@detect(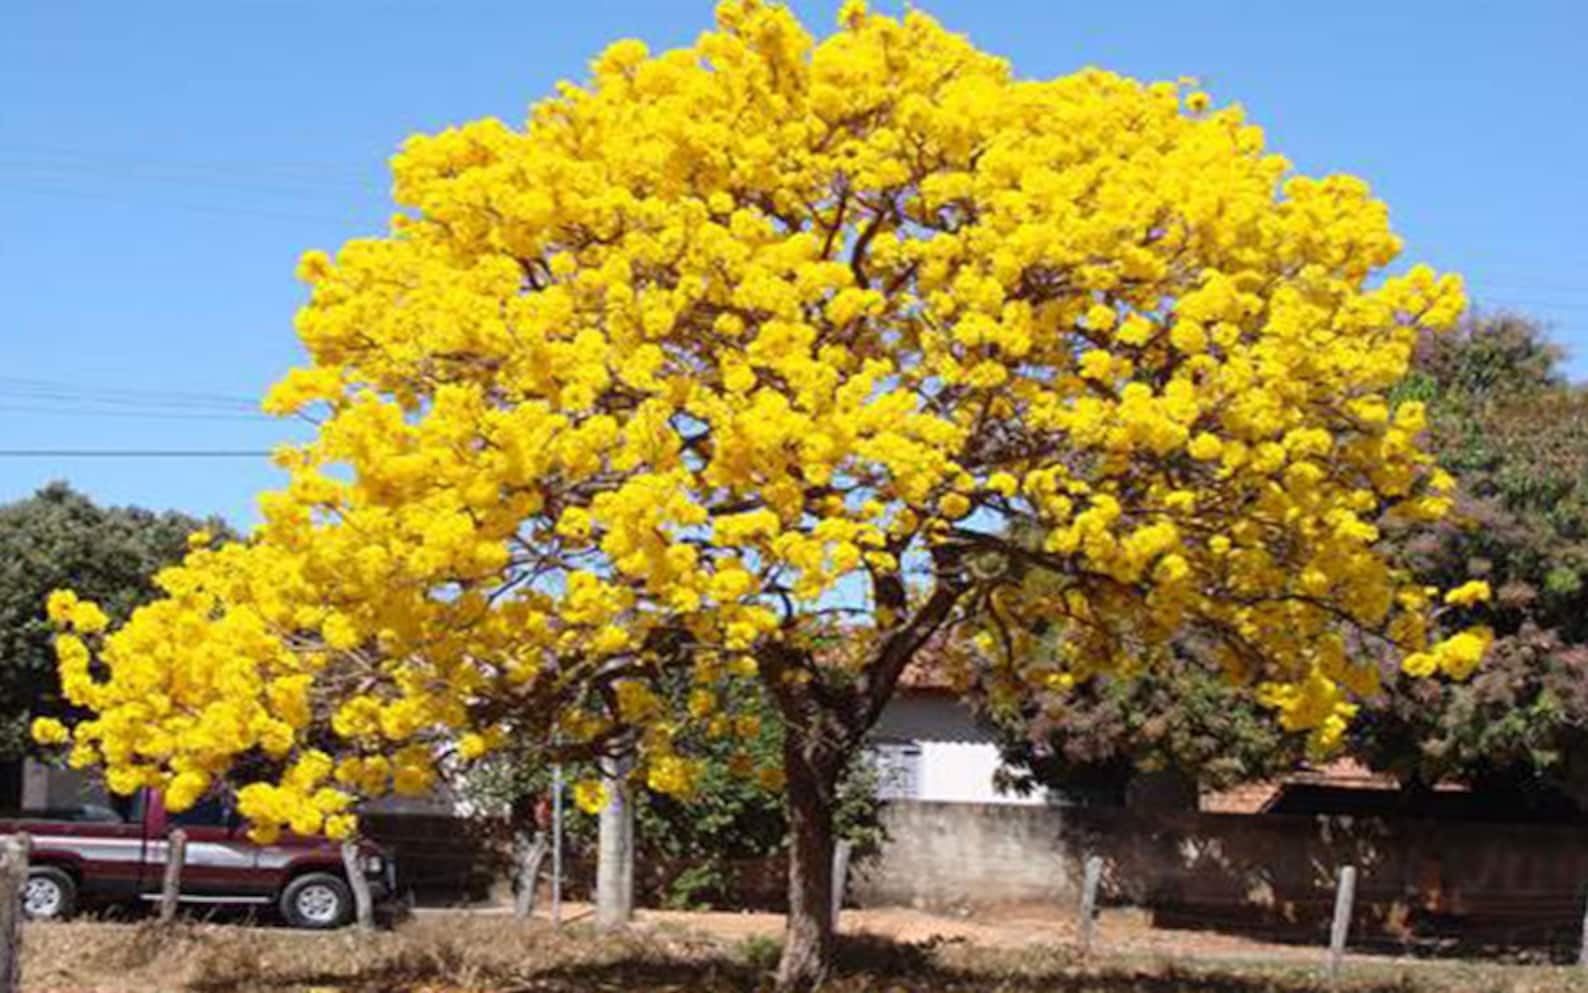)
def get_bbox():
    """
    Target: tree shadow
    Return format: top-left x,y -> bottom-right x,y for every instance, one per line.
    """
186,929 -> 1485,993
